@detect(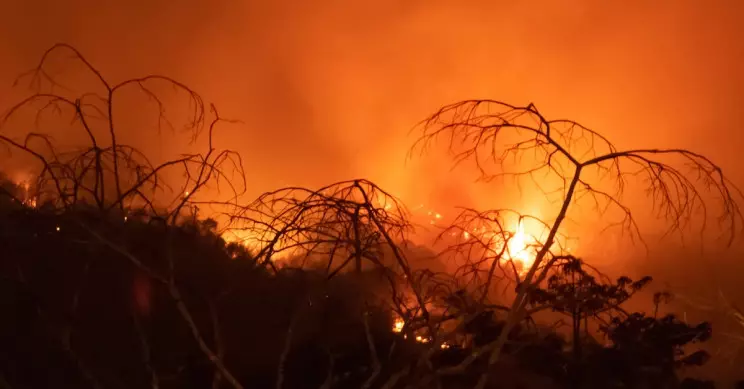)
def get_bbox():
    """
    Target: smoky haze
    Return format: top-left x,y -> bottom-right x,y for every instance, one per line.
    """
2,1 -> 744,302
2,0 -> 744,382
